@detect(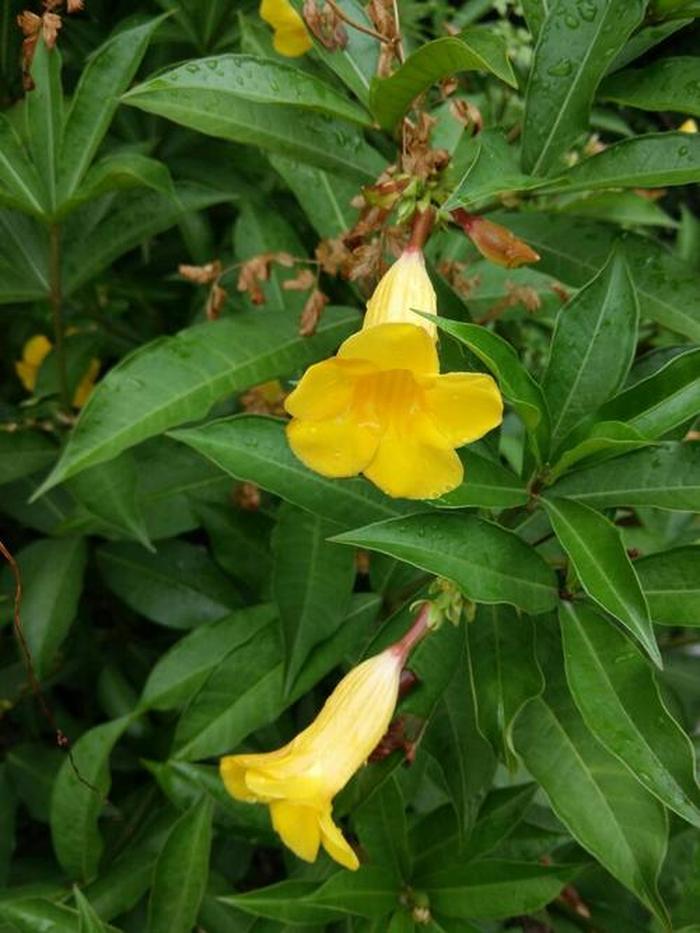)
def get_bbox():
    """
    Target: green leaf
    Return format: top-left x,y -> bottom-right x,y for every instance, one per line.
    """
61,153 -> 174,216
461,784 -> 539,862
272,503 -> 355,693
608,19 -> 692,73
332,513 -> 558,614
635,547 -> 700,626
123,57 -> 381,182
146,797 -> 213,933
354,777 -> 410,880
467,605 -> 544,762
561,600 -> 700,827
97,539 -> 242,630
6,744 -> 61,824
269,155 -> 358,238
57,17 -> 166,201
74,887 -> 108,933
0,210 -> 49,303
542,498 -> 659,666
498,211 -> 700,342
369,31 -> 516,131
9,537 -> 87,679
26,38 -> 63,213
435,450 -> 529,509
0,432 -> 56,486
138,604 -> 277,711
171,415 -> 415,530
548,443 -> 700,510
0,115 -> 45,215
599,56 -> 700,117
199,504 -> 273,596
0,899 -> 82,933
50,717 -> 130,881
512,667 -> 669,923
548,421 -> 651,482
36,308 -> 358,494
543,252 -> 638,445
68,451 -> 152,548
521,0 -> 549,38
432,317 -> 550,462
417,859 -> 578,920
521,0 -> 645,175
548,133 -> 700,192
